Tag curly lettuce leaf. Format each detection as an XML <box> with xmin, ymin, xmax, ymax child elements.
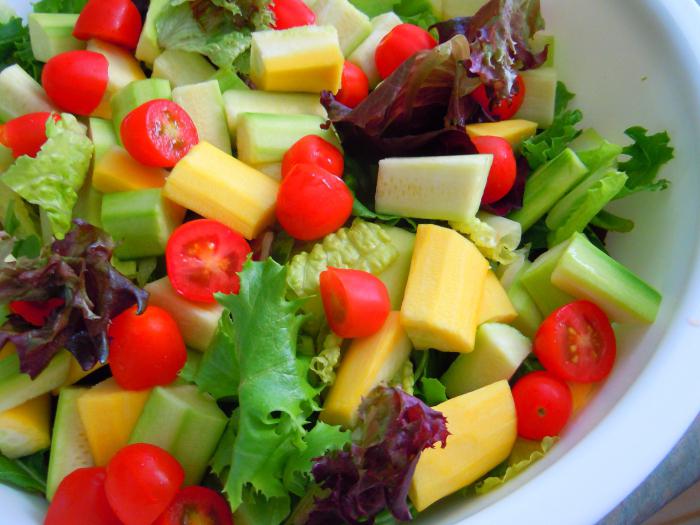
<box><xmin>309</xmin><ymin>331</ymin><xmax>343</xmax><ymax>387</ymax></box>
<box><xmin>194</xmin><ymin>313</ymin><xmax>239</xmax><ymax>400</ymax></box>
<box><xmin>2</xmin><ymin>114</ymin><xmax>93</xmax><ymax>239</ymax></box>
<box><xmin>450</xmin><ymin>211</ymin><xmax>522</xmax><ymax>264</ymax></box>
<box><xmin>615</xmin><ymin>126</ymin><xmax>673</xmax><ymax>198</ymax></box>
<box><xmin>0</xmin><ymin>17</ymin><xmax>41</xmax><ymax>81</ymax></box>
<box><xmin>521</xmin><ymin>109</ymin><xmax>583</xmax><ymax>170</ymax></box>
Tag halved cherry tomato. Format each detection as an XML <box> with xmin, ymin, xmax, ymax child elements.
<box><xmin>42</xmin><ymin>50</ymin><xmax>108</xmax><ymax>115</ymax></box>
<box><xmin>0</xmin><ymin>112</ymin><xmax>60</xmax><ymax>158</ymax></box>
<box><xmin>335</xmin><ymin>61</ymin><xmax>369</xmax><ymax>108</ymax></box>
<box><xmin>108</xmin><ymin>305</ymin><xmax>187</xmax><ymax>390</ymax></box>
<box><xmin>105</xmin><ymin>444</ymin><xmax>184</xmax><ymax>525</ymax></box>
<box><xmin>320</xmin><ymin>267</ymin><xmax>391</xmax><ymax>338</ymax></box>
<box><xmin>45</xmin><ymin>467</ymin><xmax>122</xmax><ymax>525</ymax></box>
<box><xmin>375</xmin><ymin>23</ymin><xmax>437</xmax><ymax>80</ymax></box>
<box><xmin>471</xmin><ymin>75</ymin><xmax>526</xmax><ymax>121</ymax></box>
<box><xmin>120</xmin><ymin>99</ymin><xmax>198</xmax><ymax>168</ymax></box>
<box><xmin>281</xmin><ymin>135</ymin><xmax>344</xmax><ymax>179</ymax></box>
<box><xmin>9</xmin><ymin>298</ymin><xmax>65</xmax><ymax>326</ymax></box>
<box><xmin>155</xmin><ymin>486</ymin><xmax>234</xmax><ymax>525</ymax></box>
<box><xmin>534</xmin><ymin>300</ymin><xmax>616</xmax><ymax>383</ymax></box>
<box><xmin>166</xmin><ymin>219</ymin><xmax>252</xmax><ymax>303</ymax></box>
<box><xmin>270</xmin><ymin>0</ymin><xmax>316</xmax><ymax>29</ymax></box>
<box><xmin>276</xmin><ymin>163</ymin><xmax>353</xmax><ymax>241</ymax></box>
<box><xmin>513</xmin><ymin>371</ymin><xmax>573</xmax><ymax>440</ymax></box>
<box><xmin>73</xmin><ymin>0</ymin><xmax>142</xmax><ymax>50</ymax></box>
<box><xmin>472</xmin><ymin>135</ymin><xmax>517</xmax><ymax>204</ymax></box>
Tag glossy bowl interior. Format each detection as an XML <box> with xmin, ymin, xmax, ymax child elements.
<box><xmin>2</xmin><ymin>0</ymin><xmax>700</xmax><ymax>523</ymax></box>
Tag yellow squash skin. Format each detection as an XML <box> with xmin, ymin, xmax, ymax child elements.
<box><xmin>0</xmin><ymin>395</ymin><xmax>51</xmax><ymax>459</ymax></box>
<box><xmin>477</xmin><ymin>270</ymin><xmax>518</xmax><ymax>325</ymax></box>
<box><xmin>401</xmin><ymin>225</ymin><xmax>489</xmax><ymax>353</ymax></box>
<box><xmin>466</xmin><ymin>119</ymin><xmax>538</xmax><ymax>148</ymax></box>
<box><xmin>163</xmin><ymin>141</ymin><xmax>279</xmax><ymax>239</ymax></box>
<box><xmin>409</xmin><ymin>380</ymin><xmax>517</xmax><ymax>511</ymax></box>
<box><xmin>92</xmin><ymin>146</ymin><xmax>168</xmax><ymax>193</ymax></box>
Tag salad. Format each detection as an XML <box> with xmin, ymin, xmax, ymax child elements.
<box><xmin>0</xmin><ymin>0</ymin><xmax>675</xmax><ymax>524</ymax></box>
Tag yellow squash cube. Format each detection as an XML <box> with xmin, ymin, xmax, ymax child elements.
<box><xmin>477</xmin><ymin>271</ymin><xmax>518</xmax><ymax>325</ymax></box>
<box><xmin>0</xmin><ymin>395</ymin><xmax>51</xmax><ymax>459</ymax></box>
<box><xmin>164</xmin><ymin>141</ymin><xmax>279</xmax><ymax>239</ymax></box>
<box><xmin>401</xmin><ymin>225</ymin><xmax>489</xmax><ymax>353</ymax></box>
<box><xmin>409</xmin><ymin>380</ymin><xmax>517</xmax><ymax>511</ymax></box>
<box><xmin>466</xmin><ymin>119</ymin><xmax>538</xmax><ymax>148</ymax></box>
<box><xmin>93</xmin><ymin>146</ymin><xmax>168</xmax><ymax>193</ymax></box>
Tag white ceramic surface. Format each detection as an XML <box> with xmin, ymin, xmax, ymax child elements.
<box><xmin>3</xmin><ymin>0</ymin><xmax>700</xmax><ymax>523</ymax></box>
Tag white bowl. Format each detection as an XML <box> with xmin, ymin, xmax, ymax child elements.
<box><xmin>3</xmin><ymin>0</ymin><xmax>700</xmax><ymax>523</ymax></box>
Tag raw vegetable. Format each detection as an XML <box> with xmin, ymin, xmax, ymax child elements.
<box><xmin>310</xmin><ymin>0</ymin><xmax>372</xmax><ymax>56</ymax></box>
<box><xmin>28</xmin><ymin>13</ymin><xmax>84</xmax><ymax>62</ymax></box>
<box><xmin>152</xmin><ymin>49</ymin><xmax>216</xmax><ymax>88</ymax></box>
<box><xmin>466</xmin><ymin>119</ymin><xmax>538</xmax><ymax>148</ymax></box>
<box><xmin>0</xmin><ymin>394</ymin><xmax>50</xmax><ymax>459</ymax></box>
<box><xmin>281</xmin><ymin>134</ymin><xmax>344</xmax><ymax>179</ymax></box>
<box><xmin>335</xmin><ymin>60</ymin><xmax>369</xmax><ymax>108</ymax></box>
<box><xmin>450</xmin><ymin>211</ymin><xmax>522</xmax><ymax>265</ymax></box>
<box><xmin>472</xmin><ymin>136</ymin><xmax>517</xmax><ymax>204</ymax></box>
<box><xmin>270</xmin><ymin>0</ymin><xmax>316</xmax><ymax>30</ymax></box>
<box><xmin>347</xmin><ymin>11</ymin><xmax>401</xmax><ymax>87</ymax></box>
<box><xmin>45</xmin><ymin>467</ymin><xmax>121</xmax><ymax>525</ymax></box>
<box><xmin>72</xmin><ymin>0</ymin><xmax>142</xmax><ymax>50</ymax></box>
<box><xmin>512</xmin><ymin>371</ymin><xmax>572</xmax><ymax>440</ymax></box>
<box><xmin>41</xmin><ymin>50</ymin><xmax>108</xmax><ymax>115</ymax></box>
<box><xmin>375</xmin><ymin>23</ymin><xmax>436</xmax><ymax>80</ymax></box>
<box><xmin>0</xmin><ymin>17</ymin><xmax>42</xmax><ymax>83</ymax></box>
<box><xmin>109</xmin><ymin>78</ymin><xmax>172</xmax><ymax>141</ymax></box>
<box><xmin>0</xmin><ymin>112</ymin><xmax>59</xmax><ymax>158</ymax></box>
<box><xmin>0</xmin><ymin>352</ymin><xmax>70</xmax><ymax>413</ymax></box>
<box><xmin>0</xmin><ymin>450</ymin><xmax>48</xmax><ymax>494</ymax></box>
<box><xmin>171</xmin><ymin>80</ymin><xmax>231</xmax><ymax>154</ymax></box>
<box><xmin>512</xmin><ymin>67</ymin><xmax>557</xmax><ymax>127</ymax></box>
<box><xmin>92</xmin><ymin>146</ymin><xmax>168</xmax><ymax>193</ymax></box>
<box><xmin>471</xmin><ymin>75</ymin><xmax>526</xmax><ymax>121</ymax></box>
<box><xmin>155</xmin><ymin>486</ymin><xmax>233</xmax><ymax>525</ymax></box>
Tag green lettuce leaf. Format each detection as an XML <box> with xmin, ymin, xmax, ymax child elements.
<box><xmin>194</xmin><ymin>313</ymin><xmax>239</xmax><ymax>400</ymax></box>
<box><xmin>553</xmin><ymin>80</ymin><xmax>575</xmax><ymax>115</ymax></box>
<box><xmin>615</xmin><ymin>126</ymin><xmax>673</xmax><ymax>198</ymax></box>
<box><xmin>2</xmin><ymin>114</ymin><xmax>93</xmax><ymax>239</ymax></box>
<box><xmin>521</xmin><ymin>109</ymin><xmax>583</xmax><ymax>170</ymax></box>
<box><xmin>0</xmin><ymin>450</ymin><xmax>47</xmax><ymax>494</ymax></box>
<box><xmin>417</xmin><ymin>377</ymin><xmax>447</xmax><ymax>406</ymax></box>
<box><xmin>0</xmin><ymin>17</ymin><xmax>41</xmax><ymax>81</ymax></box>
<box><xmin>32</xmin><ymin>0</ymin><xmax>88</xmax><ymax>13</ymax></box>
<box><xmin>308</xmin><ymin>331</ymin><xmax>343</xmax><ymax>387</ymax></box>
<box><xmin>590</xmin><ymin>210</ymin><xmax>634</xmax><ymax>233</ymax></box>
<box><xmin>450</xmin><ymin>211</ymin><xmax>522</xmax><ymax>264</ymax></box>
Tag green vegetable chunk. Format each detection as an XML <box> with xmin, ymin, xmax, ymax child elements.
<box><xmin>0</xmin><ymin>352</ymin><xmax>70</xmax><ymax>413</ymax></box>
<box><xmin>27</xmin><ymin>13</ymin><xmax>83</xmax><ymax>62</ymax></box>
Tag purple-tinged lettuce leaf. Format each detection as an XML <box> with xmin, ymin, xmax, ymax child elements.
<box><xmin>0</xmin><ymin>220</ymin><xmax>148</xmax><ymax>378</ymax></box>
<box><xmin>307</xmin><ymin>386</ymin><xmax>449</xmax><ymax>524</ymax></box>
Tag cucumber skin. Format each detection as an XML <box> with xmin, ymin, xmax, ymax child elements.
<box><xmin>0</xmin><ymin>352</ymin><xmax>70</xmax><ymax>413</ymax></box>
<box><xmin>172</xmin><ymin>80</ymin><xmax>231</xmax><ymax>155</ymax></box>
<box><xmin>110</xmin><ymin>79</ymin><xmax>172</xmax><ymax>143</ymax></box>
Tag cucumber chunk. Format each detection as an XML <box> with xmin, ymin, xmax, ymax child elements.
<box><xmin>28</xmin><ymin>13</ymin><xmax>83</xmax><ymax>62</ymax></box>
<box><xmin>377</xmin><ymin>226</ymin><xmax>415</xmax><ymax>310</ymax></box>
<box><xmin>506</xmin><ymin>279</ymin><xmax>543</xmax><ymax>339</ymax></box>
<box><xmin>519</xmin><ymin>241</ymin><xmax>575</xmax><ymax>317</ymax></box>
<box><xmin>172</xmin><ymin>80</ymin><xmax>231</xmax><ymax>154</ymax></box>
<box><xmin>513</xmin><ymin>67</ymin><xmax>558</xmax><ymax>128</ymax></box>
<box><xmin>134</xmin><ymin>0</ymin><xmax>169</xmax><ymax>66</ymax></box>
<box><xmin>129</xmin><ymin>385</ymin><xmax>227</xmax><ymax>485</ymax></box>
<box><xmin>88</xmin><ymin>117</ymin><xmax>118</xmax><ymax>163</ymax></box>
<box><xmin>0</xmin><ymin>65</ymin><xmax>58</xmax><ymax>122</ymax></box>
<box><xmin>110</xmin><ymin>78</ymin><xmax>172</xmax><ymax>142</ymax></box>
<box><xmin>211</xmin><ymin>67</ymin><xmax>249</xmax><ymax>92</ymax></box>
<box><xmin>311</xmin><ymin>0</ymin><xmax>372</xmax><ymax>55</ymax></box>
<box><xmin>348</xmin><ymin>12</ymin><xmax>402</xmax><ymax>87</ymax></box>
<box><xmin>0</xmin><ymin>352</ymin><xmax>70</xmax><ymax>413</ymax></box>
<box><xmin>153</xmin><ymin>49</ymin><xmax>217</xmax><ymax>88</ymax></box>
<box><xmin>46</xmin><ymin>388</ymin><xmax>94</xmax><ymax>500</ymax></box>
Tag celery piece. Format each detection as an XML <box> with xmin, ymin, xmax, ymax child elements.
<box><xmin>212</xmin><ymin>67</ymin><xmax>249</xmax><ymax>92</ymax></box>
<box><xmin>152</xmin><ymin>49</ymin><xmax>216</xmax><ymax>88</ymax></box>
<box><xmin>88</xmin><ymin>118</ymin><xmax>117</xmax><ymax>163</ymax></box>
<box><xmin>569</xmin><ymin>128</ymin><xmax>623</xmax><ymax>171</ymax></box>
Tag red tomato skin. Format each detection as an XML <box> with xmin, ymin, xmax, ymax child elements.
<box><xmin>513</xmin><ymin>371</ymin><xmax>573</xmax><ymax>440</ymax></box>
<box><xmin>375</xmin><ymin>24</ymin><xmax>437</xmax><ymax>80</ymax></box>
<box><xmin>154</xmin><ymin>486</ymin><xmax>234</xmax><ymax>525</ymax></box>
<box><xmin>471</xmin><ymin>75</ymin><xmax>526</xmax><ymax>121</ymax></box>
<box><xmin>108</xmin><ymin>305</ymin><xmax>187</xmax><ymax>390</ymax></box>
<box><xmin>534</xmin><ymin>300</ymin><xmax>617</xmax><ymax>383</ymax></box>
<box><xmin>166</xmin><ymin>219</ymin><xmax>252</xmax><ymax>303</ymax></box>
<box><xmin>42</xmin><ymin>50</ymin><xmax>108</xmax><ymax>115</ymax></box>
<box><xmin>276</xmin><ymin>164</ymin><xmax>353</xmax><ymax>241</ymax></box>
<box><xmin>281</xmin><ymin>135</ymin><xmax>344</xmax><ymax>179</ymax></box>
<box><xmin>105</xmin><ymin>444</ymin><xmax>185</xmax><ymax>525</ymax></box>
<box><xmin>120</xmin><ymin>99</ymin><xmax>199</xmax><ymax>168</ymax></box>
<box><xmin>471</xmin><ymin>136</ymin><xmax>517</xmax><ymax>204</ymax></box>
<box><xmin>0</xmin><ymin>112</ymin><xmax>60</xmax><ymax>158</ymax></box>
<box><xmin>73</xmin><ymin>0</ymin><xmax>142</xmax><ymax>50</ymax></box>
<box><xmin>9</xmin><ymin>298</ymin><xmax>65</xmax><ymax>327</ymax></box>
<box><xmin>335</xmin><ymin>61</ymin><xmax>369</xmax><ymax>108</ymax></box>
<box><xmin>319</xmin><ymin>267</ymin><xmax>391</xmax><ymax>338</ymax></box>
<box><xmin>270</xmin><ymin>0</ymin><xmax>316</xmax><ymax>29</ymax></box>
<box><xmin>45</xmin><ymin>467</ymin><xmax>122</xmax><ymax>525</ymax></box>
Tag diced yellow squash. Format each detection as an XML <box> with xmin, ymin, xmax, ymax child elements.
<box><xmin>77</xmin><ymin>378</ymin><xmax>151</xmax><ymax>466</ymax></box>
<box><xmin>92</xmin><ymin>146</ymin><xmax>168</xmax><ymax>193</ymax></box>
<box><xmin>87</xmin><ymin>38</ymin><xmax>145</xmax><ymax>98</ymax></box>
<box><xmin>163</xmin><ymin>141</ymin><xmax>279</xmax><ymax>239</ymax></box>
<box><xmin>477</xmin><ymin>271</ymin><xmax>518</xmax><ymax>325</ymax></box>
<box><xmin>0</xmin><ymin>343</ymin><xmax>16</xmax><ymax>361</ymax></box>
<box><xmin>250</xmin><ymin>25</ymin><xmax>344</xmax><ymax>93</ymax></box>
<box><xmin>0</xmin><ymin>395</ymin><xmax>51</xmax><ymax>459</ymax></box>
<box><xmin>145</xmin><ymin>277</ymin><xmax>223</xmax><ymax>352</ymax></box>
<box><xmin>321</xmin><ymin>312</ymin><xmax>412</xmax><ymax>428</ymax></box>
<box><xmin>409</xmin><ymin>380</ymin><xmax>517</xmax><ymax>511</ymax></box>
<box><xmin>466</xmin><ymin>119</ymin><xmax>538</xmax><ymax>148</ymax></box>
<box><xmin>401</xmin><ymin>225</ymin><xmax>489</xmax><ymax>353</ymax></box>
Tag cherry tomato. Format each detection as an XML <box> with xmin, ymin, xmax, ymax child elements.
<box><xmin>166</xmin><ymin>219</ymin><xmax>252</xmax><ymax>303</ymax></box>
<box><xmin>155</xmin><ymin>486</ymin><xmax>234</xmax><ymax>525</ymax></box>
<box><xmin>281</xmin><ymin>135</ymin><xmax>344</xmax><ymax>179</ymax></box>
<box><xmin>108</xmin><ymin>305</ymin><xmax>187</xmax><ymax>390</ymax></box>
<box><xmin>335</xmin><ymin>61</ymin><xmax>369</xmax><ymax>108</ymax></box>
<box><xmin>9</xmin><ymin>298</ymin><xmax>64</xmax><ymax>327</ymax></box>
<box><xmin>73</xmin><ymin>0</ymin><xmax>142</xmax><ymax>50</ymax></box>
<box><xmin>42</xmin><ymin>50</ymin><xmax>108</xmax><ymax>115</ymax></box>
<box><xmin>120</xmin><ymin>99</ymin><xmax>198</xmax><ymax>168</ymax></box>
<box><xmin>320</xmin><ymin>267</ymin><xmax>391</xmax><ymax>338</ymax></box>
<box><xmin>471</xmin><ymin>75</ymin><xmax>526</xmax><ymax>121</ymax></box>
<box><xmin>276</xmin><ymin>164</ymin><xmax>353</xmax><ymax>241</ymax></box>
<box><xmin>471</xmin><ymin>136</ymin><xmax>517</xmax><ymax>204</ymax></box>
<box><xmin>375</xmin><ymin>23</ymin><xmax>437</xmax><ymax>80</ymax></box>
<box><xmin>534</xmin><ymin>300</ymin><xmax>616</xmax><ymax>383</ymax></box>
<box><xmin>513</xmin><ymin>371</ymin><xmax>573</xmax><ymax>440</ymax></box>
<box><xmin>270</xmin><ymin>0</ymin><xmax>315</xmax><ymax>29</ymax></box>
<box><xmin>45</xmin><ymin>467</ymin><xmax>122</xmax><ymax>525</ymax></box>
<box><xmin>0</xmin><ymin>112</ymin><xmax>60</xmax><ymax>158</ymax></box>
<box><xmin>105</xmin><ymin>444</ymin><xmax>184</xmax><ymax>525</ymax></box>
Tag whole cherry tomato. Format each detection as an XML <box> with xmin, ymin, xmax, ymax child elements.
<box><xmin>45</xmin><ymin>467</ymin><xmax>121</xmax><ymax>525</ymax></box>
<box><xmin>335</xmin><ymin>61</ymin><xmax>369</xmax><ymax>108</ymax></box>
<box><xmin>270</xmin><ymin>0</ymin><xmax>316</xmax><ymax>29</ymax></box>
<box><xmin>155</xmin><ymin>486</ymin><xmax>234</xmax><ymax>525</ymax></box>
<box><xmin>472</xmin><ymin>135</ymin><xmax>517</xmax><ymax>204</ymax></box>
<box><xmin>42</xmin><ymin>50</ymin><xmax>108</xmax><ymax>115</ymax></box>
<box><xmin>375</xmin><ymin>23</ymin><xmax>437</xmax><ymax>80</ymax></box>
<box><xmin>73</xmin><ymin>0</ymin><xmax>142</xmax><ymax>50</ymax></box>
<box><xmin>471</xmin><ymin>75</ymin><xmax>526</xmax><ymax>121</ymax></box>
<box><xmin>281</xmin><ymin>135</ymin><xmax>344</xmax><ymax>179</ymax></box>
<box><xmin>513</xmin><ymin>371</ymin><xmax>573</xmax><ymax>440</ymax></box>
<box><xmin>0</xmin><ymin>112</ymin><xmax>60</xmax><ymax>158</ymax></box>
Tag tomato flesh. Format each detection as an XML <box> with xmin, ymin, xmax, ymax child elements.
<box><xmin>513</xmin><ymin>371</ymin><xmax>573</xmax><ymax>440</ymax></box>
<box><xmin>155</xmin><ymin>486</ymin><xmax>234</xmax><ymax>525</ymax></box>
<box><xmin>534</xmin><ymin>300</ymin><xmax>616</xmax><ymax>383</ymax></box>
<box><xmin>270</xmin><ymin>0</ymin><xmax>316</xmax><ymax>29</ymax></box>
<box><xmin>9</xmin><ymin>297</ymin><xmax>65</xmax><ymax>326</ymax></box>
<box><xmin>471</xmin><ymin>135</ymin><xmax>517</xmax><ymax>204</ymax></box>
<box><xmin>166</xmin><ymin>219</ymin><xmax>252</xmax><ymax>303</ymax></box>
<box><xmin>281</xmin><ymin>135</ymin><xmax>344</xmax><ymax>179</ymax></box>
<box><xmin>105</xmin><ymin>444</ymin><xmax>184</xmax><ymax>525</ymax></box>
<box><xmin>0</xmin><ymin>112</ymin><xmax>60</xmax><ymax>158</ymax></box>
<box><xmin>108</xmin><ymin>305</ymin><xmax>187</xmax><ymax>390</ymax></box>
<box><xmin>45</xmin><ymin>467</ymin><xmax>122</xmax><ymax>525</ymax></box>
<box><xmin>42</xmin><ymin>50</ymin><xmax>109</xmax><ymax>115</ymax></box>
<box><xmin>471</xmin><ymin>75</ymin><xmax>526</xmax><ymax>121</ymax></box>
<box><xmin>335</xmin><ymin>61</ymin><xmax>369</xmax><ymax>108</ymax></box>
<box><xmin>375</xmin><ymin>23</ymin><xmax>437</xmax><ymax>80</ymax></box>
<box><xmin>73</xmin><ymin>0</ymin><xmax>142</xmax><ymax>50</ymax></box>
<box><xmin>320</xmin><ymin>267</ymin><xmax>391</xmax><ymax>338</ymax></box>
<box><xmin>120</xmin><ymin>99</ymin><xmax>199</xmax><ymax>168</ymax></box>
